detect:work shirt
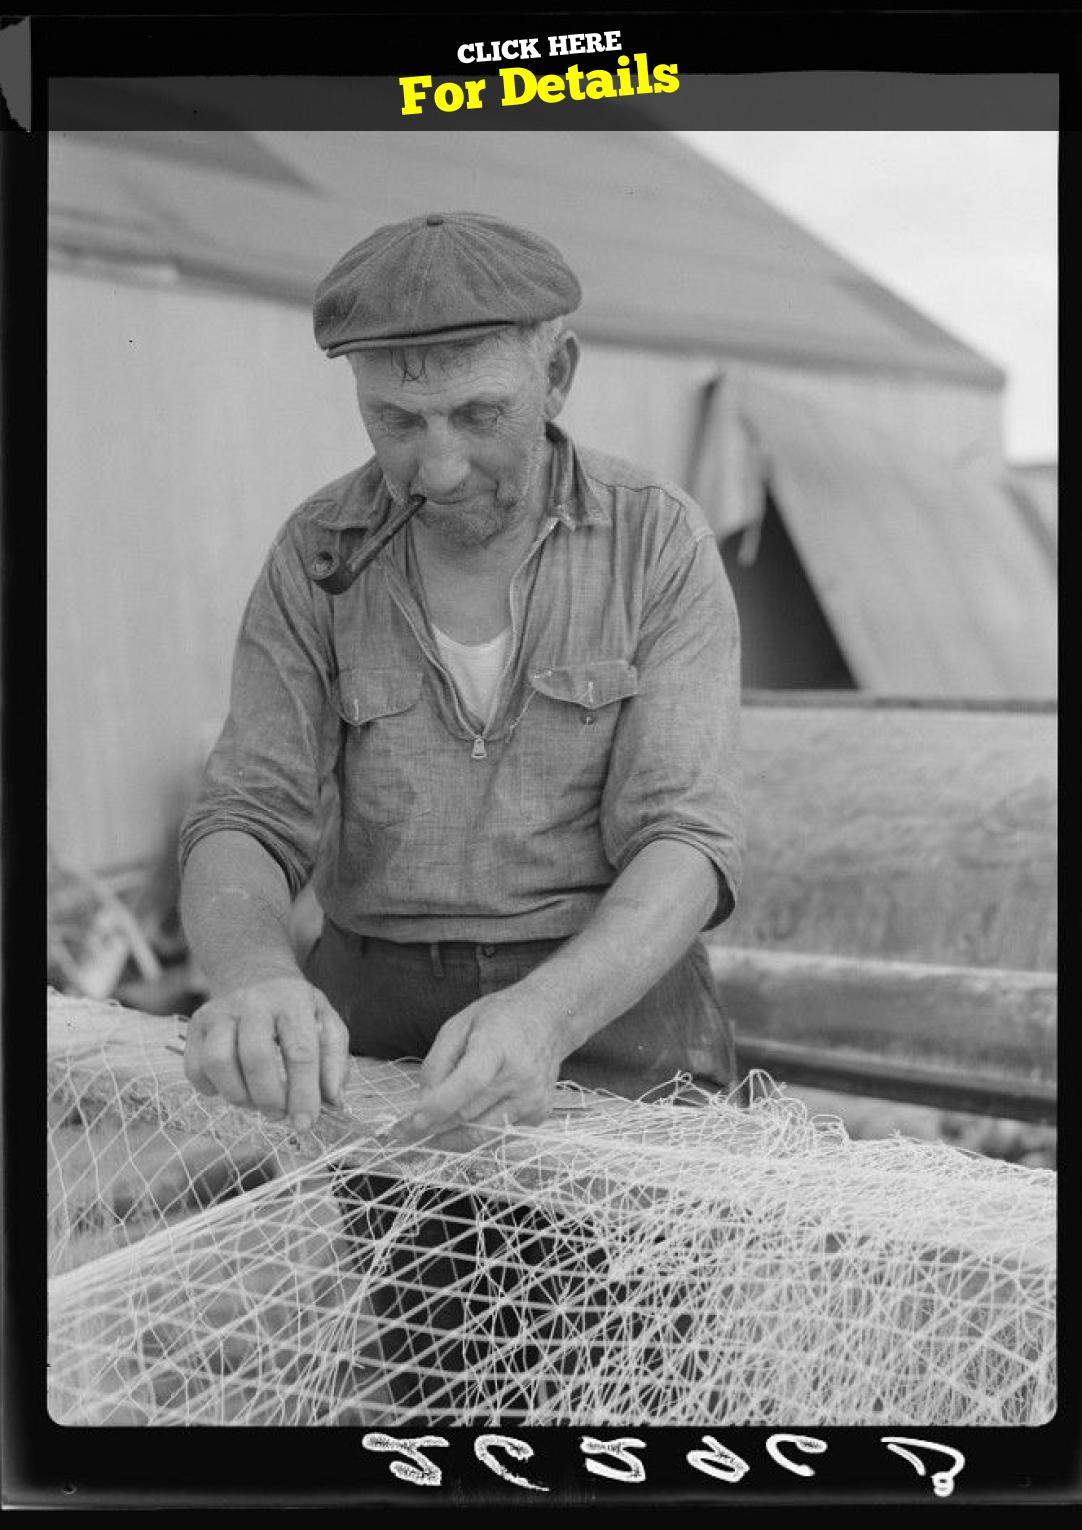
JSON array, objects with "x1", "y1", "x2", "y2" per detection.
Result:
[{"x1": 179, "y1": 424, "x2": 744, "y2": 944}]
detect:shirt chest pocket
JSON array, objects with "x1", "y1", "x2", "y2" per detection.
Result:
[
  {"x1": 335, "y1": 667, "x2": 430, "y2": 825},
  {"x1": 522, "y1": 658, "x2": 639, "y2": 804}
]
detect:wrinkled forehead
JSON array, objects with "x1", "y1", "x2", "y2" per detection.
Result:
[{"x1": 348, "y1": 329, "x2": 539, "y2": 398}]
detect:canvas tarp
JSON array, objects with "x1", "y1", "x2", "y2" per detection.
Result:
[
  {"x1": 694, "y1": 372, "x2": 1056, "y2": 697},
  {"x1": 49, "y1": 129, "x2": 1004, "y2": 387}
]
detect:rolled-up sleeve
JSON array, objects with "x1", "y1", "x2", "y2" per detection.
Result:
[
  {"x1": 601, "y1": 519, "x2": 744, "y2": 928},
  {"x1": 178, "y1": 528, "x2": 339, "y2": 897}
]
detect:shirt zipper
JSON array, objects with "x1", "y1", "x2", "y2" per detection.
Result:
[
  {"x1": 385, "y1": 516, "x2": 560, "y2": 760},
  {"x1": 494, "y1": 516, "x2": 560, "y2": 750},
  {"x1": 384, "y1": 581, "x2": 483, "y2": 750}
]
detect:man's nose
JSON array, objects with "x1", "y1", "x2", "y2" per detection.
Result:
[{"x1": 415, "y1": 422, "x2": 471, "y2": 500}]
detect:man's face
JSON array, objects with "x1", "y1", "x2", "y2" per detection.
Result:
[{"x1": 349, "y1": 332, "x2": 559, "y2": 549}]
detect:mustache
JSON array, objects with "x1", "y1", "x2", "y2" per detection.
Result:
[
  {"x1": 389, "y1": 486, "x2": 488, "y2": 509},
  {"x1": 421, "y1": 499, "x2": 519, "y2": 548}
]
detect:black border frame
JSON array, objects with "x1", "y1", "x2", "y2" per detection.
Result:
[{"x1": 4, "y1": 6, "x2": 1078, "y2": 1508}]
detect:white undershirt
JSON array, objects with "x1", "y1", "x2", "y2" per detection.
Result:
[{"x1": 431, "y1": 623, "x2": 513, "y2": 730}]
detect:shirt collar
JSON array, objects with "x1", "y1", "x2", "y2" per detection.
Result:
[
  {"x1": 308, "y1": 423, "x2": 611, "y2": 535},
  {"x1": 308, "y1": 457, "x2": 390, "y2": 533},
  {"x1": 545, "y1": 423, "x2": 611, "y2": 530}
]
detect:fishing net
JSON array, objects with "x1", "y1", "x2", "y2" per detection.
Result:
[{"x1": 47, "y1": 991, "x2": 1056, "y2": 1427}]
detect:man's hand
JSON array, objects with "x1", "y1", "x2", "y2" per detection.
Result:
[
  {"x1": 384, "y1": 842, "x2": 723, "y2": 1149},
  {"x1": 393, "y1": 987, "x2": 569, "y2": 1146},
  {"x1": 184, "y1": 976, "x2": 351, "y2": 1131}
]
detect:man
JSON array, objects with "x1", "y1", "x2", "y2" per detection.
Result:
[{"x1": 180, "y1": 208, "x2": 743, "y2": 1155}]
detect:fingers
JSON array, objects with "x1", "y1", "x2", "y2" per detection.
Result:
[
  {"x1": 315, "y1": 995, "x2": 351, "y2": 1107},
  {"x1": 407, "y1": 1050, "x2": 501, "y2": 1138},
  {"x1": 392, "y1": 1093, "x2": 543, "y2": 1152},
  {"x1": 418, "y1": 1010, "x2": 472, "y2": 1091},
  {"x1": 471, "y1": 1098, "x2": 546, "y2": 1129},
  {"x1": 389, "y1": 996, "x2": 560, "y2": 1147},
  {"x1": 276, "y1": 1009, "x2": 322, "y2": 1129},
  {"x1": 396, "y1": 1071, "x2": 548, "y2": 1145},
  {"x1": 404, "y1": 1081, "x2": 511, "y2": 1145},
  {"x1": 455, "y1": 1082, "x2": 512, "y2": 1124},
  {"x1": 183, "y1": 981, "x2": 350, "y2": 1128},
  {"x1": 185, "y1": 1003, "x2": 255, "y2": 1105}
]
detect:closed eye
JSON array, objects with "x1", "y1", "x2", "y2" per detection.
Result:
[
  {"x1": 451, "y1": 403, "x2": 502, "y2": 431},
  {"x1": 372, "y1": 402, "x2": 503, "y2": 435},
  {"x1": 378, "y1": 408, "x2": 423, "y2": 433}
]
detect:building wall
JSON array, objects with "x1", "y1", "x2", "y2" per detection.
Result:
[
  {"x1": 48, "y1": 268, "x2": 362, "y2": 873},
  {"x1": 1006, "y1": 462, "x2": 1057, "y2": 568}
]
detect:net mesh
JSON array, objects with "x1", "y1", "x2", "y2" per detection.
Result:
[{"x1": 47, "y1": 991, "x2": 1056, "y2": 1427}]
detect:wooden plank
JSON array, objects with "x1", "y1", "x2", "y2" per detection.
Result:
[
  {"x1": 708, "y1": 947, "x2": 1056, "y2": 1079},
  {"x1": 736, "y1": 1038, "x2": 1057, "y2": 1126},
  {"x1": 741, "y1": 691, "x2": 1056, "y2": 712}
]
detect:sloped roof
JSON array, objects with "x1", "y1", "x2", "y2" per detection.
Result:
[
  {"x1": 1005, "y1": 464, "x2": 1057, "y2": 570},
  {"x1": 734, "y1": 375, "x2": 1055, "y2": 697},
  {"x1": 48, "y1": 129, "x2": 1004, "y2": 387}
]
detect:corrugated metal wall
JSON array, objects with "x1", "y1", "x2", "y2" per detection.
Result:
[
  {"x1": 47, "y1": 270, "x2": 362, "y2": 873},
  {"x1": 47, "y1": 266, "x2": 1007, "y2": 873}
]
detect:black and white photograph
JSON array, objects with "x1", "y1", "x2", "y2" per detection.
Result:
[{"x1": 9, "y1": 15, "x2": 1071, "y2": 1508}]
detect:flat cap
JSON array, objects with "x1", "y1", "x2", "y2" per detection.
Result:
[{"x1": 313, "y1": 210, "x2": 581, "y2": 356}]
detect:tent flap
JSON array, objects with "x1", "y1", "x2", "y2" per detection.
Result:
[{"x1": 733, "y1": 377, "x2": 1056, "y2": 698}]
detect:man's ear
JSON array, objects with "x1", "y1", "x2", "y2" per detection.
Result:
[{"x1": 543, "y1": 330, "x2": 581, "y2": 421}]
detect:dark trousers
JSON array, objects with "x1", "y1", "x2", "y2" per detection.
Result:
[
  {"x1": 305, "y1": 922, "x2": 735, "y2": 1097},
  {"x1": 305, "y1": 925, "x2": 736, "y2": 1422}
]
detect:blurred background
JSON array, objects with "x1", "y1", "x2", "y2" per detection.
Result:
[{"x1": 46, "y1": 128, "x2": 1057, "y2": 1163}]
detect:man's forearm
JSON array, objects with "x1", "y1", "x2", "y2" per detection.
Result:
[
  {"x1": 180, "y1": 831, "x2": 303, "y2": 996},
  {"x1": 514, "y1": 838, "x2": 721, "y2": 1054}
]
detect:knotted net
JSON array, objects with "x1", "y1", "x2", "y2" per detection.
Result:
[{"x1": 47, "y1": 991, "x2": 1055, "y2": 1427}]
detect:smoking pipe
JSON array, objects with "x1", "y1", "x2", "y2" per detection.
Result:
[{"x1": 308, "y1": 493, "x2": 427, "y2": 595}]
